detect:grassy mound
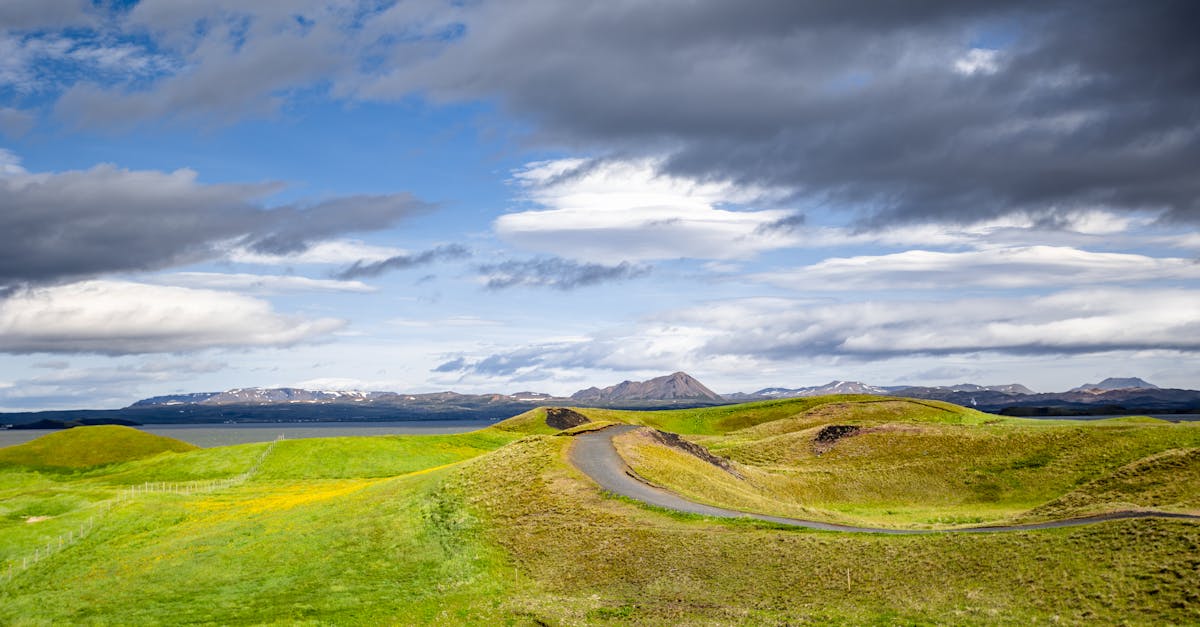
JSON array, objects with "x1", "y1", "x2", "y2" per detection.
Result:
[
  {"x1": 1030, "y1": 447, "x2": 1200, "y2": 519},
  {"x1": 454, "y1": 433, "x2": 1200, "y2": 624},
  {"x1": 0, "y1": 426, "x2": 196, "y2": 469},
  {"x1": 611, "y1": 398, "x2": 1200, "y2": 527},
  {"x1": 493, "y1": 407, "x2": 559, "y2": 435}
]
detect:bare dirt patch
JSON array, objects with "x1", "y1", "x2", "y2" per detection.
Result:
[
  {"x1": 545, "y1": 407, "x2": 591, "y2": 430},
  {"x1": 813, "y1": 425, "x2": 860, "y2": 454}
]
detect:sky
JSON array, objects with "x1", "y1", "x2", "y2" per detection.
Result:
[{"x1": 1, "y1": 0, "x2": 1198, "y2": 410}]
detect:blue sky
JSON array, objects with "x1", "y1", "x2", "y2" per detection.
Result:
[{"x1": 1, "y1": 1, "x2": 1198, "y2": 409}]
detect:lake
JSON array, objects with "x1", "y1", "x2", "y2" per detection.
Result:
[{"x1": 0, "y1": 419, "x2": 497, "y2": 449}]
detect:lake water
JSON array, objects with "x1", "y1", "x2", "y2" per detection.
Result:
[{"x1": 0, "y1": 419, "x2": 497, "y2": 449}]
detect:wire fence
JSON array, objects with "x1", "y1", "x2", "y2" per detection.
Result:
[{"x1": 1, "y1": 434, "x2": 283, "y2": 586}]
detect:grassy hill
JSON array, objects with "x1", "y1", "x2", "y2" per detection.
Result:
[
  {"x1": 0, "y1": 425, "x2": 197, "y2": 469},
  {"x1": 1, "y1": 398, "x2": 1198, "y2": 624},
  {"x1": 613, "y1": 398, "x2": 1200, "y2": 527}
]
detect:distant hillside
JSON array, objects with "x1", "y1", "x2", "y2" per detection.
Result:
[
  {"x1": 1070, "y1": 377, "x2": 1159, "y2": 392},
  {"x1": 571, "y1": 372, "x2": 724, "y2": 403}
]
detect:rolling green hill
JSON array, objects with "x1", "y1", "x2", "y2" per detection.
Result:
[
  {"x1": 613, "y1": 398, "x2": 1200, "y2": 527},
  {"x1": 1, "y1": 398, "x2": 1198, "y2": 624},
  {"x1": 0, "y1": 426, "x2": 197, "y2": 469}
]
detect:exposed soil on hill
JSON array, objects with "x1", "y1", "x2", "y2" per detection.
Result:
[
  {"x1": 544, "y1": 407, "x2": 591, "y2": 430},
  {"x1": 646, "y1": 428, "x2": 743, "y2": 478},
  {"x1": 813, "y1": 424, "x2": 860, "y2": 454}
]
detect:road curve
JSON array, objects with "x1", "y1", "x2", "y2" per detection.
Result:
[{"x1": 568, "y1": 424, "x2": 1200, "y2": 534}]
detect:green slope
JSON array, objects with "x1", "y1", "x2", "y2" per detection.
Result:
[
  {"x1": 0, "y1": 426, "x2": 197, "y2": 469},
  {"x1": 613, "y1": 398, "x2": 1200, "y2": 527}
]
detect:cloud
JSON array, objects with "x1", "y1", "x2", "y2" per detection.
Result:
[
  {"x1": 757, "y1": 246, "x2": 1200, "y2": 290},
  {"x1": 496, "y1": 158, "x2": 796, "y2": 261},
  {"x1": 148, "y1": 272, "x2": 376, "y2": 294},
  {"x1": 0, "y1": 32, "x2": 174, "y2": 95},
  {"x1": 450, "y1": 289, "x2": 1200, "y2": 375},
  {"x1": 432, "y1": 357, "x2": 467, "y2": 372},
  {"x1": 478, "y1": 257, "x2": 651, "y2": 290},
  {"x1": 953, "y1": 48, "x2": 1001, "y2": 76},
  {"x1": 0, "y1": 358, "x2": 228, "y2": 410},
  {"x1": 361, "y1": 1, "x2": 1200, "y2": 225},
  {"x1": 0, "y1": 0, "x2": 95, "y2": 31},
  {"x1": 227, "y1": 239, "x2": 407, "y2": 266},
  {"x1": 54, "y1": 3, "x2": 350, "y2": 126},
  {"x1": 334, "y1": 244, "x2": 471, "y2": 280},
  {"x1": 0, "y1": 155, "x2": 426, "y2": 287},
  {"x1": 0, "y1": 108, "x2": 34, "y2": 137},
  {"x1": 22, "y1": 2, "x2": 1199, "y2": 227},
  {"x1": 755, "y1": 212, "x2": 806, "y2": 234},
  {"x1": 0, "y1": 280, "x2": 345, "y2": 355}
]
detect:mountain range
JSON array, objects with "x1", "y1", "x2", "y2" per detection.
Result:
[{"x1": 3, "y1": 373, "x2": 1196, "y2": 428}]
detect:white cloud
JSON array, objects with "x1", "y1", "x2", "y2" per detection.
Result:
[
  {"x1": 389, "y1": 316, "x2": 501, "y2": 328},
  {"x1": 757, "y1": 246, "x2": 1200, "y2": 290},
  {"x1": 495, "y1": 160, "x2": 1161, "y2": 261},
  {"x1": 679, "y1": 291, "x2": 1200, "y2": 358},
  {"x1": 0, "y1": 147, "x2": 26, "y2": 175},
  {"x1": 0, "y1": 280, "x2": 345, "y2": 355},
  {"x1": 149, "y1": 272, "x2": 376, "y2": 294},
  {"x1": 0, "y1": 33, "x2": 173, "y2": 94},
  {"x1": 452, "y1": 289, "x2": 1200, "y2": 378},
  {"x1": 495, "y1": 158, "x2": 797, "y2": 261},
  {"x1": 953, "y1": 48, "x2": 1000, "y2": 76}
]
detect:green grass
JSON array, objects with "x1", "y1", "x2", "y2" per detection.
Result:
[
  {"x1": 1, "y1": 400, "x2": 1198, "y2": 624},
  {"x1": 254, "y1": 428, "x2": 521, "y2": 480},
  {"x1": 612, "y1": 398, "x2": 1200, "y2": 527},
  {"x1": 454, "y1": 434, "x2": 1200, "y2": 625},
  {"x1": 0, "y1": 426, "x2": 197, "y2": 469}
]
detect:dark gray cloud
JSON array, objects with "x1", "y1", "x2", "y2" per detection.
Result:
[
  {"x1": 366, "y1": 0, "x2": 1200, "y2": 225},
  {"x1": 478, "y1": 258, "x2": 650, "y2": 290},
  {"x1": 23, "y1": 1, "x2": 1200, "y2": 226},
  {"x1": 0, "y1": 0, "x2": 94, "y2": 30},
  {"x1": 756, "y1": 212, "x2": 806, "y2": 234},
  {"x1": 0, "y1": 163, "x2": 426, "y2": 288},
  {"x1": 246, "y1": 194, "x2": 432, "y2": 256},
  {"x1": 0, "y1": 108, "x2": 34, "y2": 137},
  {"x1": 334, "y1": 244, "x2": 470, "y2": 280}
]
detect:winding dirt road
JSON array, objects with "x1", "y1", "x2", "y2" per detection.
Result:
[{"x1": 569, "y1": 424, "x2": 1200, "y2": 534}]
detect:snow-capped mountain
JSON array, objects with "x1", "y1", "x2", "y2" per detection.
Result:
[{"x1": 729, "y1": 380, "x2": 888, "y2": 400}]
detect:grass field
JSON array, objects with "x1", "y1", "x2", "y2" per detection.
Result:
[
  {"x1": 612, "y1": 399, "x2": 1200, "y2": 527},
  {"x1": 1, "y1": 398, "x2": 1198, "y2": 624}
]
